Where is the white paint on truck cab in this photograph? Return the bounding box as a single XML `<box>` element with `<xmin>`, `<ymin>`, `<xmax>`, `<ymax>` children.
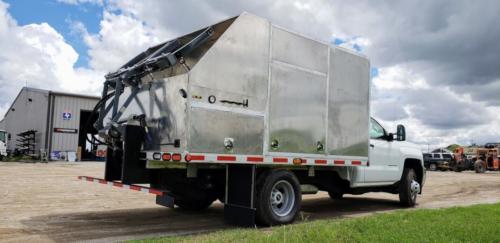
<box><xmin>356</xmin><ymin>118</ymin><xmax>423</xmax><ymax>187</ymax></box>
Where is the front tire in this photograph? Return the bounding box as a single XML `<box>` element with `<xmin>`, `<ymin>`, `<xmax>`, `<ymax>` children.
<box><xmin>399</xmin><ymin>168</ymin><xmax>419</xmax><ymax>207</ymax></box>
<box><xmin>474</xmin><ymin>160</ymin><xmax>486</xmax><ymax>173</ymax></box>
<box><xmin>255</xmin><ymin>169</ymin><xmax>301</xmax><ymax>226</ymax></box>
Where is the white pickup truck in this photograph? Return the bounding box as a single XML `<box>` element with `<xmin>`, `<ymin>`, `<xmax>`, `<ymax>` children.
<box><xmin>82</xmin><ymin>13</ymin><xmax>425</xmax><ymax>227</ymax></box>
<box><xmin>365</xmin><ymin>118</ymin><xmax>425</xmax><ymax>205</ymax></box>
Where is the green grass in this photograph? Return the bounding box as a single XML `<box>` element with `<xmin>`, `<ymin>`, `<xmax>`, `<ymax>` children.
<box><xmin>132</xmin><ymin>203</ymin><xmax>500</xmax><ymax>243</ymax></box>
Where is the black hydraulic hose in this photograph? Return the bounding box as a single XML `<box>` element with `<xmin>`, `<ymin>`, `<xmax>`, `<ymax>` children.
<box><xmin>84</xmin><ymin>91</ymin><xmax>115</xmax><ymax>146</ymax></box>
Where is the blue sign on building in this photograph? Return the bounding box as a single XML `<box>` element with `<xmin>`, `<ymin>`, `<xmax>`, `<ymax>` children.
<box><xmin>63</xmin><ymin>112</ymin><xmax>72</xmax><ymax>120</ymax></box>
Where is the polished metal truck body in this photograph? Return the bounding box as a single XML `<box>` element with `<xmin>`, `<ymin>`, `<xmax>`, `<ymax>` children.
<box><xmin>102</xmin><ymin>13</ymin><xmax>370</xmax><ymax>168</ymax></box>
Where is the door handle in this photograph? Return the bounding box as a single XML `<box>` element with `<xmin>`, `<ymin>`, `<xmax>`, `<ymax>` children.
<box><xmin>370</xmin><ymin>144</ymin><xmax>375</xmax><ymax>148</ymax></box>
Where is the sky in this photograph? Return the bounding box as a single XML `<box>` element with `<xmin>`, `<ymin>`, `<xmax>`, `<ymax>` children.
<box><xmin>0</xmin><ymin>0</ymin><xmax>499</xmax><ymax>150</ymax></box>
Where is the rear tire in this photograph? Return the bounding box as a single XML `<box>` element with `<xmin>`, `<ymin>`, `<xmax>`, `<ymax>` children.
<box><xmin>429</xmin><ymin>163</ymin><xmax>437</xmax><ymax>171</ymax></box>
<box><xmin>328</xmin><ymin>191</ymin><xmax>343</xmax><ymax>199</ymax></box>
<box><xmin>255</xmin><ymin>169</ymin><xmax>301</xmax><ymax>226</ymax></box>
<box><xmin>399</xmin><ymin>168</ymin><xmax>419</xmax><ymax>207</ymax></box>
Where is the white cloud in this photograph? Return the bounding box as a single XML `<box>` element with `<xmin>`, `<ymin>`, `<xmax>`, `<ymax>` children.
<box><xmin>373</xmin><ymin>66</ymin><xmax>429</xmax><ymax>90</ymax></box>
<box><xmin>372</xmin><ymin>64</ymin><xmax>499</xmax><ymax>149</ymax></box>
<box><xmin>77</xmin><ymin>10</ymin><xmax>164</xmax><ymax>72</ymax></box>
<box><xmin>0</xmin><ymin>1</ymin><xmax>103</xmax><ymax>117</ymax></box>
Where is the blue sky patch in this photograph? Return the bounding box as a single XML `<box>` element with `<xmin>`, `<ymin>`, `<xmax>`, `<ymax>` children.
<box><xmin>5</xmin><ymin>0</ymin><xmax>103</xmax><ymax>67</ymax></box>
<box><xmin>371</xmin><ymin>67</ymin><xmax>379</xmax><ymax>78</ymax></box>
<box><xmin>333</xmin><ymin>37</ymin><xmax>345</xmax><ymax>45</ymax></box>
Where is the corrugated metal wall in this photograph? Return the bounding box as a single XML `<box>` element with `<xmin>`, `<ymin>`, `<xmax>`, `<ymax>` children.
<box><xmin>3</xmin><ymin>88</ymin><xmax>50</xmax><ymax>152</ymax></box>
<box><xmin>49</xmin><ymin>95</ymin><xmax>98</xmax><ymax>153</ymax></box>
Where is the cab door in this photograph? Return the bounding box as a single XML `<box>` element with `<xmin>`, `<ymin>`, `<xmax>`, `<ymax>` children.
<box><xmin>364</xmin><ymin>118</ymin><xmax>401</xmax><ymax>183</ymax></box>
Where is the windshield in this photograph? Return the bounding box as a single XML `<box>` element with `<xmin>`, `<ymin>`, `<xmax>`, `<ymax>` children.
<box><xmin>0</xmin><ymin>131</ymin><xmax>5</xmax><ymax>143</ymax></box>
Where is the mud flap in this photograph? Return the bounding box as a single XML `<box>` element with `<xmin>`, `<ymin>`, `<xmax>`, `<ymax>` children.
<box><xmin>121</xmin><ymin>125</ymin><xmax>150</xmax><ymax>184</ymax></box>
<box><xmin>156</xmin><ymin>194</ymin><xmax>175</xmax><ymax>208</ymax></box>
<box><xmin>224</xmin><ymin>164</ymin><xmax>256</xmax><ymax>226</ymax></box>
<box><xmin>104</xmin><ymin>144</ymin><xmax>122</xmax><ymax>181</ymax></box>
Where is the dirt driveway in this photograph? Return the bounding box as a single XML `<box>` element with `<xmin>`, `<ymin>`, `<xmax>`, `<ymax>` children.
<box><xmin>1</xmin><ymin>162</ymin><xmax>500</xmax><ymax>242</ymax></box>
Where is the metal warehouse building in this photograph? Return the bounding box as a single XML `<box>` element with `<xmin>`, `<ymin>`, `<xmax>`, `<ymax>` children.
<box><xmin>0</xmin><ymin>87</ymin><xmax>100</xmax><ymax>160</ymax></box>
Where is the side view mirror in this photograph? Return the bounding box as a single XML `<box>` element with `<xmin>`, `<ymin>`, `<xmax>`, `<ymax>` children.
<box><xmin>396</xmin><ymin>124</ymin><xmax>406</xmax><ymax>141</ymax></box>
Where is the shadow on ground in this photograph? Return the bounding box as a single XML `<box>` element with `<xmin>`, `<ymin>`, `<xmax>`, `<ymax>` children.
<box><xmin>21</xmin><ymin>196</ymin><xmax>402</xmax><ymax>242</ymax></box>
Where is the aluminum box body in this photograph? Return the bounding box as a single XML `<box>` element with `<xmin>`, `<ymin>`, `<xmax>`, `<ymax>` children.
<box><xmin>113</xmin><ymin>13</ymin><xmax>370</xmax><ymax>160</ymax></box>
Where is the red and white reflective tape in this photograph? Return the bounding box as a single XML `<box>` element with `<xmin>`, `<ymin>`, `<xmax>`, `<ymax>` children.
<box><xmin>147</xmin><ymin>151</ymin><xmax>368</xmax><ymax>166</ymax></box>
<box><xmin>77</xmin><ymin>176</ymin><xmax>165</xmax><ymax>196</ymax></box>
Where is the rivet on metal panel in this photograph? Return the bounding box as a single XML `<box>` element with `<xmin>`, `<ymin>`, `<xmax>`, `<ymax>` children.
<box><xmin>316</xmin><ymin>141</ymin><xmax>324</xmax><ymax>152</ymax></box>
<box><xmin>208</xmin><ymin>95</ymin><xmax>216</xmax><ymax>104</ymax></box>
<box><xmin>270</xmin><ymin>139</ymin><xmax>279</xmax><ymax>150</ymax></box>
<box><xmin>224</xmin><ymin>137</ymin><xmax>234</xmax><ymax>151</ymax></box>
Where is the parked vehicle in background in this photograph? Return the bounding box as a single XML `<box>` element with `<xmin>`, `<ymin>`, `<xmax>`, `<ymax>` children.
<box><xmin>451</xmin><ymin>145</ymin><xmax>500</xmax><ymax>173</ymax></box>
<box><xmin>423</xmin><ymin>153</ymin><xmax>435</xmax><ymax>170</ymax></box>
<box><xmin>450</xmin><ymin>147</ymin><xmax>474</xmax><ymax>172</ymax></box>
<box><xmin>424</xmin><ymin>152</ymin><xmax>453</xmax><ymax>171</ymax></box>
<box><xmin>0</xmin><ymin>130</ymin><xmax>7</xmax><ymax>160</ymax></box>
<box><xmin>484</xmin><ymin>143</ymin><xmax>500</xmax><ymax>149</ymax></box>
<box><xmin>473</xmin><ymin>147</ymin><xmax>499</xmax><ymax>173</ymax></box>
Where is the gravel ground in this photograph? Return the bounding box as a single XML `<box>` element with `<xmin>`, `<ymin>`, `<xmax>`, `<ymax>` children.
<box><xmin>1</xmin><ymin>162</ymin><xmax>499</xmax><ymax>242</ymax></box>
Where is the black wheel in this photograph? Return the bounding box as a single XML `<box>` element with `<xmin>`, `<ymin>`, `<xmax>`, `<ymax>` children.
<box><xmin>399</xmin><ymin>168</ymin><xmax>420</xmax><ymax>207</ymax></box>
<box><xmin>474</xmin><ymin>160</ymin><xmax>486</xmax><ymax>173</ymax></box>
<box><xmin>255</xmin><ymin>169</ymin><xmax>301</xmax><ymax>226</ymax></box>
<box><xmin>328</xmin><ymin>191</ymin><xmax>343</xmax><ymax>199</ymax></box>
<box><xmin>429</xmin><ymin>163</ymin><xmax>437</xmax><ymax>171</ymax></box>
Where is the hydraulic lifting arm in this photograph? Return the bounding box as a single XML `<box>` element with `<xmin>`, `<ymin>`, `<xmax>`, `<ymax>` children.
<box><xmin>93</xmin><ymin>27</ymin><xmax>214</xmax><ymax>137</ymax></box>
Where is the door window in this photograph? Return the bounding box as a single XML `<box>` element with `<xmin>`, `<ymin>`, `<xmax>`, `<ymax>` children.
<box><xmin>369</xmin><ymin>118</ymin><xmax>385</xmax><ymax>139</ymax></box>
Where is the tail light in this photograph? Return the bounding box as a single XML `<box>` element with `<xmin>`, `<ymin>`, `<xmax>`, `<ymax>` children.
<box><xmin>292</xmin><ymin>158</ymin><xmax>303</xmax><ymax>165</ymax></box>
<box><xmin>162</xmin><ymin>153</ymin><xmax>171</xmax><ymax>161</ymax></box>
<box><xmin>172</xmin><ymin>153</ymin><xmax>182</xmax><ymax>161</ymax></box>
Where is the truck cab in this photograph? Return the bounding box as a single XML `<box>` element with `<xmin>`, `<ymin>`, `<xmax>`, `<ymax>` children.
<box><xmin>364</xmin><ymin>118</ymin><xmax>424</xmax><ymax>187</ymax></box>
<box><xmin>337</xmin><ymin>118</ymin><xmax>425</xmax><ymax>206</ymax></box>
